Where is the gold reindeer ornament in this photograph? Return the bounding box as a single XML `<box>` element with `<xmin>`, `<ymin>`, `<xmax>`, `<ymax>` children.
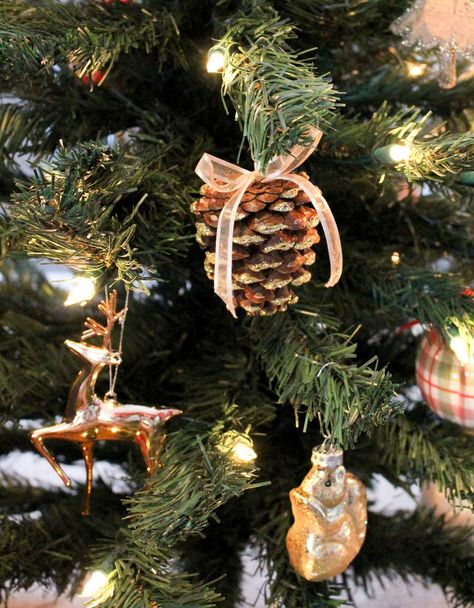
<box><xmin>30</xmin><ymin>291</ymin><xmax>182</xmax><ymax>515</ymax></box>
<box><xmin>286</xmin><ymin>446</ymin><xmax>367</xmax><ymax>581</ymax></box>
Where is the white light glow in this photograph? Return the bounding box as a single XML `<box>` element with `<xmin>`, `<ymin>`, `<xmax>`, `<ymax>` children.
<box><xmin>64</xmin><ymin>276</ymin><xmax>95</xmax><ymax>306</ymax></box>
<box><xmin>207</xmin><ymin>49</ymin><xmax>225</xmax><ymax>73</ymax></box>
<box><xmin>407</xmin><ymin>62</ymin><xmax>427</xmax><ymax>77</ymax></box>
<box><xmin>387</xmin><ymin>144</ymin><xmax>412</xmax><ymax>163</ymax></box>
<box><xmin>391</xmin><ymin>251</ymin><xmax>401</xmax><ymax>265</ymax></box>
<box><xmin>231</xmin><ymin>439</ymin><xmax>257</xmax><ymax>463</ymax></box>
<box><xmin>78</xmin><ymin>569</ymin><xmax>108</xmax><ymax>599</ymax></box>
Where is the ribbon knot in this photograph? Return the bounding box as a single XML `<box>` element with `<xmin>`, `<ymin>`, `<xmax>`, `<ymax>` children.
<box><xmin>195</xmin><ymin>127</ymin><xmax>342</xmax><ymax>318</ymax></box>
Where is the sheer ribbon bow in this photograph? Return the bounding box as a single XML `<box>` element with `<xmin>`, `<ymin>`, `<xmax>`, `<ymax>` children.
<box><xmin>195</xmin><ymin>127</ymin><xmax>342</xmax><ymax>318</ymax></box>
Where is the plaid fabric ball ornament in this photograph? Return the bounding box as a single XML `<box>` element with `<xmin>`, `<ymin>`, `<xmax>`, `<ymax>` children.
<box><xmin>416</xmin><ymin>327</ymin><xmax>474</xmax><ymax>430</ymax></box>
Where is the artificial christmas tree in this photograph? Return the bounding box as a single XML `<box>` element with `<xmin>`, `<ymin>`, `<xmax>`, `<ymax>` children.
<box><xmin>0</xmin><ymin>1</ymin><xmax>473</xmax><ymax>607</ymax></box>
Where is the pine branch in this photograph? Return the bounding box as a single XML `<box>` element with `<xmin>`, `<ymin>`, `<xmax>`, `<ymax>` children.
<box><xmin>0</xmin><ymin>261</ymin><xmax>81</xmax><ymax>423</ymax></box>
<box><xmin>351</xmin><ymin>509</ymin><xmax>474</xmax><ymax>608</ymax></box>
<box><xmin>0</xmin><ymin>0</ymin><xmax>186</xmax><ymax>83</ymax></box>
<box><xmin>323</xmin><ymin>103</ymin><xmax>474</xmax><ymax>182</ymax></box>
<box><xmin>374</xmin><ymin>407</ymin><xmax>474</xmax><ymax>507</ymax></box>
<box><xmin>94</xmin><ymin>414</ymin><xmax>262</xmax><ymax>608</ymax></box>
<box><xmin>248</xmin><ymin>308</ymin><xmax>399</xmax><ymax>447</ymax></box>
<box><xmin>275</xmin><ymin>0</ymin><xmax>404</xmax><ymax>41</ymax></box>
<box><xmin>0</xmin><ymin>483</ymin><xmax>123</xmax><ymax>597</ymax></box>
<box><xmin>345</xmin><ymin>58</ymin><xmax>474</xmax><ymax>113</ymax></box>
<box><xmin>125</xmin><ymin>412</ymin><xmax>260</xmax><ymax>546</ymax></box>
<box><xmin>373</xmin><ymin>270</ymin><xmax>474</xmax><ymax>350</ymax></box>
<box><xmin>214</xmin><ymin>5</ymin><xmax>338</xmax><ymax>170</ymax></box>
<box><xmin>1</xmin><ymin>133</ymin><xmax>196</xmax><ymax>286</ymax></box>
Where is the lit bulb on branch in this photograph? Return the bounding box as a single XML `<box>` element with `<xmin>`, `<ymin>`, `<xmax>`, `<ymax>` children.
<box><xmin>206</xmin><ymin>47</ymin><xmax>226</xmax><ymax>73</ymax></box>
<box><xmin>64</xmin><ymin>276</ymin><xmax>96</xmax><ymax>306</ymax></box>
<box><xmin>78</xmin><ymin>568</ymin><xmax>113</xmax><ymax>606</ymax></box>
<box><xmin>218</xmin><ymin>432</ymin><xmax>257</xmax><ymax>464</ymax></box>
<box><xmin>391</xmin><ymin>251</ymin><xmax>401</xmax><ymax>265</ymax></box>
<box><xmin>374</xmin><ymin>142</ymin><xmax>412</xmax><ymax>164</ymax></box>
<box><xmin>406</xmin><ymin>61</ymin><xmax>427</xmax><ymax>77</ymax></box>
<box><xmin>231</xmin><ymin>437</ymin><xmax>257</xmax><ymax>463</ymax></box>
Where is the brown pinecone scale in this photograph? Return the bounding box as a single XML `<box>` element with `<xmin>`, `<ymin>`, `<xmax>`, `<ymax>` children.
<box><xmin>191</xmin><ymin>172</ymin><xmax>320</xmax><ymax>316</ymax></box>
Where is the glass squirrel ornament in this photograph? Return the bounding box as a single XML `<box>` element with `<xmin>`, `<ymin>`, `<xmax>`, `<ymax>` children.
<box><xmin>286</xmin><ymin>446</ymin><xmax>367</xmax><ymax>581</ymax></box>
<box><xmin>30</xmin><ymin>291</ymin><xmax>182</xmax><ymax>516</ymax></box>
<box><xmin>392</xmin><ymin>0</ymin><xmax>474</xmax><ymax>88</ymax></box>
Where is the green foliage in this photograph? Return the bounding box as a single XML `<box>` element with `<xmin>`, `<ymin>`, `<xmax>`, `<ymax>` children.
<box><xmin>0</xmin><ymin>0</ymin><xmax>473</xmax><ymax>606</ymax></box>
<box><xmin>375</xmin><ymin>406</ymin><xmax>474</xmax><ymax>507</ymax></box>
<box><xmin>373</xmin><ymin>270</ymin><xmax>474</xmax><ymax>354</ymax></box>
<box><xmin>249</xmin><ymin>308</ymin><xmax>398</xmax><ymax>447</ymax></box>
<box><xmin>324</xmin><ymin>103</ymin><xmax>474</xmax><ymax>181</ymax></box>
<box><xmin>0</xmin><ymin>259</ymin><xmax>80</xmax><ymax>423</ymax></box>
<box><xmin>352</xmin><ymin>509</ymin><xmax>474</xmax><ymax>608</ymax></box>
<box><xmin>216</xmin><ymin>5</ymin><xmax>338</xmax><ymax>170</ymax></box>
<box><xmin>0</xmin><ymin>0</ymin><xmax>186</xmax><ymax>82</ymax></box>
<box><xmin>0</xmin><ymin>482</ymin><xmax>123</xmax><ymax>598</ymax></box>
<box><xmin>1</xmin><ymin>132</ymin><xmax>196</xmax><ymax>286</ymax></box>
<box><xmin>96</xmin><ymin>416</ymin><xmax>261</xmax><ymax>608</ymax></box>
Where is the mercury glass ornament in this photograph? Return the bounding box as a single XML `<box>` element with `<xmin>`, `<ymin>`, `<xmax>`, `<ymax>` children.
<box><xmin>286</xmin><ymin>446</ymin><xmax>367</xmax><ymax>581</ymax></box>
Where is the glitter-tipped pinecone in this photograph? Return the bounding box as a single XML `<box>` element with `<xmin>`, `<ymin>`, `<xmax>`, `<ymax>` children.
<box><xmin>191</xmin><ymin>173</ymin><xmax>320</xmax><ymax>316</ymax></box>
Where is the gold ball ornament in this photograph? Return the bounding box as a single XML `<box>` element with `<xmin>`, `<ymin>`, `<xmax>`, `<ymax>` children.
<box><xmin>286</xmin><ymin>446</ymin><xmax>367</xmax><ymax>582</ymax></box>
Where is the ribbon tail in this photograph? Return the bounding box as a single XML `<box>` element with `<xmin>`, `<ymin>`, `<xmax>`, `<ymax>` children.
<box><xmin>214</xmin><ymin>173</ymin><xmax>257</xmax><ymax>318</ymax></box>
<box><xmin>281</xmin><ymin>174</ymin><xmax>343</xmax><ymax>287</ymax></box>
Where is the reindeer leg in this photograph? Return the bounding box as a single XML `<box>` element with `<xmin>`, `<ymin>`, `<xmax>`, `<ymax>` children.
<box><xmin>81</xmin><ymin>442</ymin><xmax>94</xmax><ymax>516</ymax></box>
<box><xmin>151</xmin><ymin>433</ymin><xmax>167</xmax><ymax>472</ymax></box>
<box><xmin>30</xmin><ymin>427</ymin><xmax>71</xmax><ymax>487</ymax></box>
<box><xmin>134</xmin><ymin>429</ymin><xmax>154</xmax><ymax>474</ymax></box>
<box><xmin>139</xmin><ymin>430</ymin><xmax>167</xmax><ymax>475</ymax></box>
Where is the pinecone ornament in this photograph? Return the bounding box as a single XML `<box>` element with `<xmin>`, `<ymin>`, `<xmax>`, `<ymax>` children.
<box><xmin>191</xmin><ymin>172</ymin><xmax>321</xmax><ymax>316</ymax></box>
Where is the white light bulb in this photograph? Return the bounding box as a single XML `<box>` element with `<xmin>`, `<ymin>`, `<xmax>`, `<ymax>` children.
<box><xmin>407</xmin><ymin>62</ymin><xmax>427</xmax><ymax>77</ymax></box>
<box><xmin>231</xmin><ymin>439</ymin><xmax>257</xmax><ymax>463</ymax></box>
<box><xmin>388</xmin><ymin>144</ymin><xmax>412</xmax><ymax>163</ymax></box>
<box><xmin>64</xmin><ymin>277</ymin><xmax>95</xmax><ymax>306</ymax></box>
<box><xmin>391</xmin><ymin>251</ymin><xmax>401</xmax><ymax>265</ymax></box>
<box><xmin>207</xmin><ymin>49</ymin><xmax>225</xmax><ymax>73</ymax></box>
<box><xmin>78</xmin><ymin>569</ymin><xmax>108</xmax><ymax>599</ymax></box>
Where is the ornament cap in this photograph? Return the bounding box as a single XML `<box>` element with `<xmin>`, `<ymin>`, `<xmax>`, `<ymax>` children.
<box><xmin>311</xmin><ymin>445</ymin><xmax>343</xmax><ymax>469</ymax></box>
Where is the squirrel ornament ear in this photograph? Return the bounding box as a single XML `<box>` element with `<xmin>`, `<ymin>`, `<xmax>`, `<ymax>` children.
<box><xmin>286</xmin><ymin>446</ymin><xmax>367</xmax><ymax>582</ymax></box>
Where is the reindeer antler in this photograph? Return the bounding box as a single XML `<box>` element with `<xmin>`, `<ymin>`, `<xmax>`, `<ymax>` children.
<box><xmin>82</xmin><ymin>290</ymin><xmax>125</xmax><ymax>351</ymax></box>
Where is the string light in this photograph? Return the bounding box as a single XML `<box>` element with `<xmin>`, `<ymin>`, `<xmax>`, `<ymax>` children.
<box><xmin>206</xmin><ymin>48</ymin><xmax>225</xmax><ymax>73</ymax></box>
<box><xmin>64</xmin><ymin>276</ymin><xmax>95</xmax><ymax>306</ymax></box>
<box><xmin>231</xmin><ymin>437</ymin><xmax>257</xmax><ymax>463</ymax></box>
<box><xmin>77</xmin><ymin>569</ymin><xmax>111</xmax><ymax>606</ymax></box>
<box><xmin>374</xmin><ymin>143</ymin><xmax>412</xmax><ymax>164</ymax></box>
<box><xmin>387</xmin><ymin>144</ymin><xmax>412</xmax><ymax>162</ymax></box>
<box><xmin>391</xmin><ymin>251</ymin><xmax>401</xmax><ymax>265</ymax></box>
<box><xmin>218</xmin><ymin>432</ymin><xmax>257</xmax><ymax>464</ymax></box>
<box><xmin>406</xmin><ymin>61</ymin><xmax>427</xmax><ymax>77</ymax></box>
